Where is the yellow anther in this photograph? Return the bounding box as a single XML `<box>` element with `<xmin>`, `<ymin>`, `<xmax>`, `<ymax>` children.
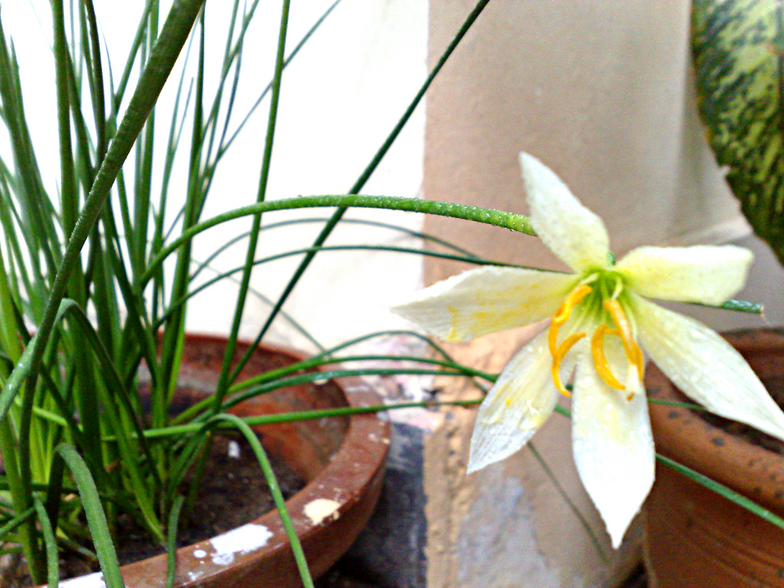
<box><xmin>590</xmin><ymin>324</ymin><xmax>626</xmax><ymax>390</ymax></box>
<box><xmin>630</xmin><ymin>342</ymin><xmax>644</xmax><ymax>380</ymax></box>
<box><xmin>549</xmin><ymin>285</ymin><xmax>592</xmax><ymax>355</ymax></box>
<box><xmin>603</xmin><ymin>299</ymin><xmax>644</xmax><ymax>380</ymax></box>
<box><xmin>551</xmin><ymin>332</ymin><xmax>586</xmax><ymax>397</ymax></box>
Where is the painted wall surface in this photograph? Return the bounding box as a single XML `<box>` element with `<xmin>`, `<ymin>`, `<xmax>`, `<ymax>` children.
<box><xmin>423</xmin><ymin>1</ymin><xmax>784</xmax><ymax>587</ymax></box>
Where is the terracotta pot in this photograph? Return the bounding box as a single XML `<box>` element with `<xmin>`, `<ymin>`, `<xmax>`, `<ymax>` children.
<box><xmin>645</xmin><ymin>328</ymin><xmax>784</xmax><ymax>588</ymax></box>
<box><xmin>53</xmin><ymin>334</ymin><xmax>390</xmax><ymax>588</ymax></box>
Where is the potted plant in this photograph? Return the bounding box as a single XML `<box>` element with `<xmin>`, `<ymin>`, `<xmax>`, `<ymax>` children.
<box><xmin>5</xmin><ymin>0</ymin><xmax>779</xmax><ymax>586</ymax></box>
<box><xmin>644</xmin><ymin>0</ymin><xmax>784</xmax><ymax>585</ymax></box>
<box><xmin>0</xmin><ymin>0</ymin><xmax>514</xmax><ymax>585</ymax></box>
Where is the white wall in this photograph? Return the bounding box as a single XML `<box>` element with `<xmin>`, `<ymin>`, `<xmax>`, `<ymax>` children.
<box><xmin>0</xmin><ymin>0</ymin><xmax>428</xmax><ymax>353</ymax></box>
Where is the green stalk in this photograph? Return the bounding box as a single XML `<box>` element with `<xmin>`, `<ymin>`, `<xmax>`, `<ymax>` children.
<box><xmin>157</xmin><ymin>8</ymin><xmax>205</xmax><ymax>434</ymax></box>
<box><xmin>131</xmin><ymin>4</ymin><xmax>159</xmax><ymax>279</ymax></box>
<box><xmin>112</xmin><ymin>398</ymin><xmax>487</xmax><ymax>442</ymax></box>
<box><xmin>187</xmin><ymin>214</ymin><xmax>483</xmax><ymax>283</ymax></box>
<box><xmin>0</xmin><ymin>419</ymin><xmax>44</xmax><ymax>583</ymax></box>
<box><xmin>55</xmin><ymin>445</ymin><xmax>124</xmax><ymax>588</ymax></box>
<box><xmin>657</xmin><ymin>453</ymin><xmax>784</xmax><ymax>531</ymax></box>
<box><xmin>161</xmin><ymin>243</ymin><xmax>510</xmax><ymax>326</ymax></box>
<box><xmin>33</xmin><ymin>496</ymin><xmax>60</xmax><ymax>587</ymax></box>
<box><xmin>52</xmin><ymin>0</ymin><xmax>87</xmax><ymax>314</ymax></box>
<box><xmin>166</xmin><ymin>325</ymin><xmax>487</xmax><ymax>426</ymax></box>
<box><xmin>3</xmin><ymin>0</ymin><xmax>207</xmax><ymax>481</ymax></box>
<box><xmin>226</xmin><ymin>0</ymin><xmax>494</xmax><ymax>387</ymax></box>
<box><xmin>0</xmin><ymin>17</ymin><xmax>59</xmax><ymax>278</ymax></box>
<box><xmin>0</xmin><ymin>249</ymin><xmax>20</xmax><ymax>364</ymax></box>
<box><xmin>0</xmin><ymin>507</ymin><xmax>35</xmax><ymax>539</ymax></box>
<box><xmin>141</xmin><ymin>194</ymin><xmax>534</xmax><ymax>286</ymax></box>
<box><xmin>165</xmin><ymin>496</ymin><xmax>186</xmax><ymax>588</ymax></box>
<box><xmin>52</xmin><ymin>0</ymin><xmax>78</xmax><ymax>245</ymax></box>
<box><xmin>211</xmin><ymin>0</ymin><xmax>291</xmax><ymax>413</ymax></box>
<box><xmin>174</xmin><ymin>356</ymin><xmax>495</xmax><ymax>426</ymax></box>
<box><xmin>210</xmin><ymin>414</ymin><xmax>314</xmax><ymax>587</ymax></box>
<box><xmin>82</xmin><ymin>0</ymin><xmax>107</xmax><ymax>162</ymax></box>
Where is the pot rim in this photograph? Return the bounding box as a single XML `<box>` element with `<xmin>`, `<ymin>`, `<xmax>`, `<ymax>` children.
<box><xmin>54</xmin><ymin>333</ymin><xmax>391</xmax><ymax>588</ymax></box>
<box><xmin>646</xmin><ymin>327</ymin><xmax>784</xmax><ymax>517</ymax></box>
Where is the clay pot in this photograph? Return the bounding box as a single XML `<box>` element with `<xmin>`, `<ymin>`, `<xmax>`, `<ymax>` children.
<box><xmin>52</xmin><ymin>334</ymin><xmax>390</xmax><ymax>588</ymax></box>
<box><xmin>645</xmin><ymin>328</ymin><xmax>784</xmax><ymax>588</ymax></box>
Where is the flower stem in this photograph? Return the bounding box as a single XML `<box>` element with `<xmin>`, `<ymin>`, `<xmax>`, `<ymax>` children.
<box><xmin>140</xmin><ymin>194</ymin><xmax>535</xmax><ymax>287</ymax></box>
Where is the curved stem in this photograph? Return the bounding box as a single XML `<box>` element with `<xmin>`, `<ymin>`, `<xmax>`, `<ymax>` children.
<box><xmin>140</xmin><ymin>194</ymin><xmax>535</xmax><ymax>287</ymax></box>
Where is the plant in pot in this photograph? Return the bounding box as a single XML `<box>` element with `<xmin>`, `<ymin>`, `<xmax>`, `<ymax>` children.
<box><xmin>3</xmin><ymin>0</ymin><xmax>781</xmax><ymax>586</ymax></box>
<box><xmin>0</xmin><ymin>0</ymin><xmax>531</xmax><ymax>586</ymax></box>
<box><xmin>643</xmin><ymin>0</ymin><xmax>784</xmax><ymax>586</ymax></box>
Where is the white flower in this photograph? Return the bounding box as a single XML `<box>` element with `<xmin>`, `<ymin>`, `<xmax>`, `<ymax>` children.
<box><xmin>392</xmin><ymin>152</ymin><xmax>784</xmax><ymax>548</ymax></box>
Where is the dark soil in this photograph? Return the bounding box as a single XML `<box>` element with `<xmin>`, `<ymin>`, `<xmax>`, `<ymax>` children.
<box><xmin>697</xmin><ymin>375</ymin><xmax>784</xmax><ymax>453</ymax></box>
<box><xmin>4</xmin><ymin>432</ymin><xmax>305</xmax><ymax>587</ymax></box>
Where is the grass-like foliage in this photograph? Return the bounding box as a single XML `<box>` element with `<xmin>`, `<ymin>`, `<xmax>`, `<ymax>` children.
<box><xmin>0</xmin><ymin>0</ymin><xmax>507</xmax><ymax>584</ymax></box>
<box><xmin>0</xmin><ymin>1</ymin><xmax>777</xmax><ymax>586</ymax></box>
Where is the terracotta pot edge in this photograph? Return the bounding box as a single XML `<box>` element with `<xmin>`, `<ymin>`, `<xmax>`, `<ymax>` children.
<box><xmin>646</xmin><ymin>328</ymin><xmax>784</xmax><ymax>515</ymax></box>
<box><xmin>43</xmin><ymin>336</ymin><xmax>391</xmax><ymax>588</ymax></box>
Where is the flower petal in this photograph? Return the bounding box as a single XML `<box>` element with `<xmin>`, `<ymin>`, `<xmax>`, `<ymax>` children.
<box><xmin>467</xmin><ymin>328</ymin><xmax>558</xmax><ymax>473</ymax></box>
<box><xmin>634</xmin><ymin>297</ymin><xmax>784</xmax><ymax>440</ymax></box>
<box><xmin>616</xmin><ymin>245</ymin><xmax>753</xmax><ymax>305</ymax></box>
<box><xmin>520</xmin><ymin>152</ymin><xmax>610</xmax><ymax>272</ymax></box>
<box><xmin>391</xmin><ymin>266</ymin><xmax>576</xmax><ymax>342</ymax></box>
<box><xmin>571</xmin><ymin>339</ymin><xmax>655</xmax><ymax>549</ymax></box>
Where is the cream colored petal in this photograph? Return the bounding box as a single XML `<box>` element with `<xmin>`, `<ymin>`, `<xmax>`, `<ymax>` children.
<box><xmin>467</xmin><ymin>328</ymin><xmax>559</xmax><ymax>473</ymax></box>
<box><xmin>391</xmin><ymin>266</ymin><xmax>576</xmax><ymax>342</ymax></box>
<box><xmin>634</xmin><ymin>297</ymin><xmax>784</xmax><ymax>440</ymax></box>
<box><xmin>520</xmin><ymin>152</ymin><xmax>610</xmax><ymax>272</ymax></box>
<box><xmin>571</xmin><ymin>338</ymin><xmax>655</xmax><ymax>549</ymax></box>
<box><xmin>616</xmin><ymin>245</ymin><xmax>753</xmax><ymax>305</ymax></box>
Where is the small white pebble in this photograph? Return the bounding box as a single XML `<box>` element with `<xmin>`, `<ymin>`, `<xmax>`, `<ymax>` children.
<box><xmin>193</xmin><ymin>549</ymin><xmax>207</xmax><ymax>559</ymax></box>
<box><xmin>227</xmin><ymin>440</ymin><xmax>241</xmax><ymax>459</ymax></box>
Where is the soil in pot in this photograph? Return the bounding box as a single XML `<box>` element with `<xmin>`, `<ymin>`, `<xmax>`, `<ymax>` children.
<box><xmin>2</xmin><ymin>432</ymin><xmax>306</xmax><ymax>587</ymax></box>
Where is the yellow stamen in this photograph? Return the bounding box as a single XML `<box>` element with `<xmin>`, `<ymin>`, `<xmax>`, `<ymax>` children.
<box><xmin>603</xmin><ymin>299</ymin><xmax>644</xmax><ymax>380</ymax></box>
<box><xmin>590</xmin><ymin>324</ymin><xmax>626</xmax><ymax>390</ymax></box>
<box><xmin>549</xmin><ymin>284</ymin><xmax>592</xmax><ymax>355</ymax></box>
<box><xmin>551</xmin><ymin>332</ymin><xmax>586</xmax><ymax>397</ymax></box>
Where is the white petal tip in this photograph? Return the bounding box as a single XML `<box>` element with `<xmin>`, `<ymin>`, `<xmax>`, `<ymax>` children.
<box><xmin>609</xmin><ymin>534</ymin><xmax>623</xmax><ymax>550</ymax></box>
<box><xmin>606</xmin><ymin>518</ymin><xmax>633</xmax><ymax>550</ymax></box>
<box><xmin>466</xmin><ymin>442</ymin><xmax>501</xmax><ymax>475</ymax></box>
<box><xmin>518</xmin><ymin>152</ymin><xmax>549</xmax><ymax>183</ymax></box>
<box><xmin>519</xmin><ymin>151</ymin><xmax>535</xmax><ymax>168</ymax></box>
<box><xmin>517</xmin><ymin>152</ymin><xmax>610</xmax><ymax>272</ymax></box>
<box><xmin>465</xmin><ymin>461</ymin><xmax>483</xmax><ymax>476</ymax></box>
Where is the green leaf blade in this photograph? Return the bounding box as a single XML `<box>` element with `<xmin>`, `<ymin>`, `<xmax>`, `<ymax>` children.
<box><xmin>693</xmin><ymin>0</ymin><xmax>784</xmax><ymax>263</ymax></box>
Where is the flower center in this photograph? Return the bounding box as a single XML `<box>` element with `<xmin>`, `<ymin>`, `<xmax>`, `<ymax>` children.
<box><xmin>548</xmin><ymin>279</ymin><xmax>644</xmax><ymax>399</ymax></box>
